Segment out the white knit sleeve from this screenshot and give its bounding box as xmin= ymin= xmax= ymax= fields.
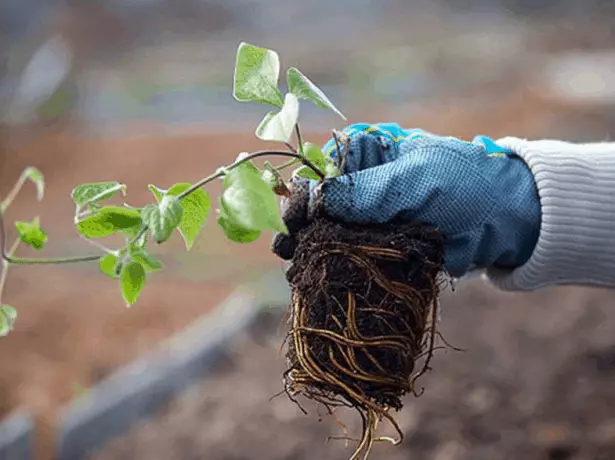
xmin=480 ymin=136 xmax=615 ymax=291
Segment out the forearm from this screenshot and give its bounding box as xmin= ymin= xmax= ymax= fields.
xmin=483 ymin=138 xmax=615 ymax=291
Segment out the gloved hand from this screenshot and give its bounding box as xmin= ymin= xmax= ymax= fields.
xmin=272 ymin=123 xmax=541 ymax=278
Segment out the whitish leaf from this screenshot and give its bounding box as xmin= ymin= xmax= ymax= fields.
xmin=287 ymin=67 xmax=346 ymax=120
xmin=255 ymin=93 xmax=299 ymax=143
xmin=233 ymin=42 xmax=284 ymax=107
xmin=21 ymin=167 xmax=45 ymax=201
xmin=72 ymin=182 xmax=126 ymax=209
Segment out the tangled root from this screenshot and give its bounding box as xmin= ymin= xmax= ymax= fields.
xmin=280 ymin=218 xmax=447 ymax=460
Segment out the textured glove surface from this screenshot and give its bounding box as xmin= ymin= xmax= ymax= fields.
xmin=273 ymin=123 xmax=541 ymax=277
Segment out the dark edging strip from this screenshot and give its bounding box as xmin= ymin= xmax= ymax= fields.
xmin=0 ymin=410 xmax=34 ymax=460
xmin=56 ymin=270 xmax=289 ymax=460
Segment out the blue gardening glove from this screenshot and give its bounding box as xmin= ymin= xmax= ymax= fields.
xmin=272 ymin=123 xmax=541 ymax=278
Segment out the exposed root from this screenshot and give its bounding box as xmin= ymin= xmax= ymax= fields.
xmin=280 ymin=218 xmax=450 ymax=459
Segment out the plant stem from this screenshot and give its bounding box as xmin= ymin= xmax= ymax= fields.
xmin=0 ymin=209 xmax=102 ymax=266
xmin=295 ymin=124 xmax=304 ymax=156
xmin=5 ymin=254 xmax=101 ymax=265
xmin=176 ymin=149 xmax=324 ymax=200
xmin=1 ymin=171 xmax=29 ymax=213
xmin=0 ymin=238 xmax=19 ymax=304
xmin=284 ymin=142 xmax=297 ymax=154
xmin=275 ymin=158 xmax=301 ymax=171
xmin=0 ymin=149 xmax=325 ymax=267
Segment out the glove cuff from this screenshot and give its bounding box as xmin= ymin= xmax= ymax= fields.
xmin=483 ymin=137 xmax=615 ymax=291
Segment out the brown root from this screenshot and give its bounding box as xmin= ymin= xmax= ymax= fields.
xmin=280 ymin=218 xmax=448 ymax=459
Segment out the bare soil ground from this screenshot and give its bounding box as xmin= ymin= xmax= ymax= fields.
xmin=1 ymin=82 xmax=614 ymax=459
xmin=91 ymin=281 xmax=615 ymax=460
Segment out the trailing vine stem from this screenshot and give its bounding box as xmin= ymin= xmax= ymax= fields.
xmin=176 ymin=149 xmax=324 ymax=200
xmin=0 ymin=149 xmax=326 ymax=267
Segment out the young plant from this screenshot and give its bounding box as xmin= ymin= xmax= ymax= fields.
xmin=0 ymin=42 xmax=345 ymax=335
xmin=0 ymin=43 xmax=450 ymax=460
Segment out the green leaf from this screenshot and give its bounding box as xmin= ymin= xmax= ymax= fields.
xmin=262 ymin=162 xmax=278 ymax=189
xmin=150 ymin=183 xmax=211 ymax=250
xmin=303 ymin=142 xmax=326 ymax=165
xmin=0 ymin=304 xmax=17 ymax=337
xmin=147 ymin=184 xmax=165 ymax=203
xmin=293 ymin=165 xmax=321 ymax=180
xmin=220 ymin=163 xmax=287 ymax=234
xmin=72 ymin=182 xmax=126 ymax=208
xmin=217 ymin=200 xmax=261 ymax=243
xmin=141 ymin=197 xmax=183 ymax=244
xmin=287 ymin=67 xmax=346 ymax=120
xmin=77 ymin=206 xmax=142 ymax=239
xmin=234 ymin=153 xmax=261 ymax=174
xmin=21 ymin=167 xmax=45 ymax=201
xmin=99 ymin=253 xmax=120 ymax=278
xmin=14 ymin=217 xmax=47 ymax=250
xmin=217 ymin=215 xmax=261 ymax=243
xmin=120 ymin=261 xmax=146 ymax=307
xmin=170 ymin=185 xmax=210 ymax=250
xmin=233 ymin=42 xmax=284 ymax=107
xmin=325 ymin=162 xmax=340 ymax=177
xmin=129 ymin=246 xmax=163 ymax=272
xmin=291 ymin=142 xmax=337 ymax=180
xmin=255 ymin=93 xmax=299 ymax=143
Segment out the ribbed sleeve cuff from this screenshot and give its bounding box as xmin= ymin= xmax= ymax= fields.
xmin=483 ymin=137 xmax=615 ymax=291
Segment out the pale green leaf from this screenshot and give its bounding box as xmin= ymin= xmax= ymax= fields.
xmin=99 ymin=253 xmax=120 ymax=278
xmin=220 ymin=164 xmax=287 ymax=234
xmin=325 ymin=162 xmax=340 ymax=177
xmin=141 ymin=197 xmax=183 ymax=244
xmin=150 ymin=183 xmax=211 ymax=250
xmin=0 ymin=305 xmax=17 ymax=337
xmin=303 ymin=142 xmax=326 ymax=166
xmin=287 ymin=67 xmax=346 ymax=120
xmin=129 ymin=246 xmax=163 ymax=272
xmin=147 ymin=184 xmax=166 ymax=203
xmin=217 ymin=200 xmax=261 ymax=243
xmin=77 ymin=206 xmax=142 ymax=239
xmin=169 ymin=185 xmax=210 ymax=250
xmin=22 ymin=167 xmax=45 ymax=201
xmin=120 ymin=261 xmax=146 ymax=307
xmin=233 ymin=42 xmax=284 ymax=107
xmin=72 ymin=182 xmax=126 ymax=208
xmin=292 ymin=165 xmax=321 ymax=180
xmin=255 ymin=93 xmax=299 ymax=143
xmin=14 ymin=217 xmax=47 ymax=250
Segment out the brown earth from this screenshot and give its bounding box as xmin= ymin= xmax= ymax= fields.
xmin=91 ymin=280 xmax=615 ymax=460
xmin=1 ymin=82 xmax=614 ymax=459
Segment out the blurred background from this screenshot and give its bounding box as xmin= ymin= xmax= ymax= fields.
xmin=2 ymin=1 xmax=615 ymax=459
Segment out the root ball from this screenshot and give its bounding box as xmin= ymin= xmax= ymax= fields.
xmin=281 ymin=218 xmax=447 ymax=459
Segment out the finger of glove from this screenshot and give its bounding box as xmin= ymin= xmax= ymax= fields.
xmin=321 ymin=123 xmax=426 ymax=173
xmin=318 ymin=136 xmax=493 ymax=231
